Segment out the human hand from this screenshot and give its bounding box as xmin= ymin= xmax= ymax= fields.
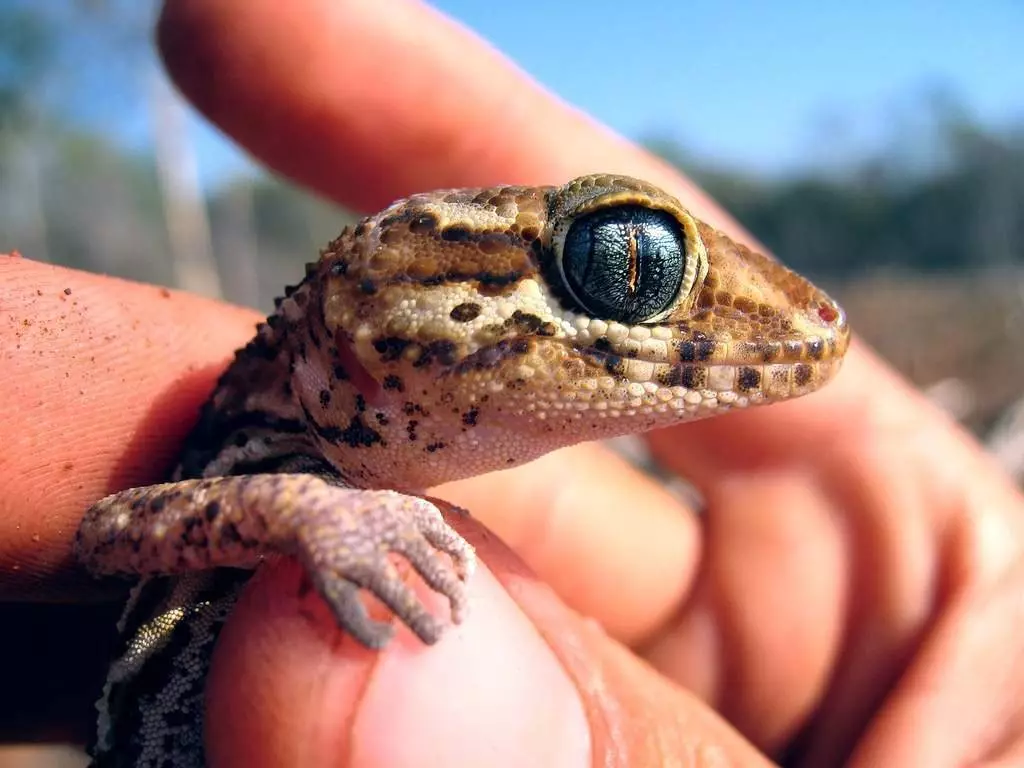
xmin=4 ymin=1 xmax=1024 ymax=765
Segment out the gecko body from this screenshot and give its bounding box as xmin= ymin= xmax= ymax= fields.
xmin=76 ymin=174 xmax=850 ymax=766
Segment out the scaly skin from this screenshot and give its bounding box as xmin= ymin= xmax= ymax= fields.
xmin=76 ymin=174 xmax=850 ymax=766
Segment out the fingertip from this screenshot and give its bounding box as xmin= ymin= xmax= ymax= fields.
xmin=206 ymin=552 xmax=591 ymax=767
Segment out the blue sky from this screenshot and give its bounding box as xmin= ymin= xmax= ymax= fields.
xmin=61 ymin=0 xmax=1024 ymax=188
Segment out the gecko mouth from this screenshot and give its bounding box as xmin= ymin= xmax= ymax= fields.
xmin=445 ymin=322 xmax=848 ymax=404
xmin=576 ymin=341 xmax=847 ymax=403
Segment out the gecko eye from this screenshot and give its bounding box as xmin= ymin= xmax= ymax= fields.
xmin=557 ymin=205 xmax=687 ymax=324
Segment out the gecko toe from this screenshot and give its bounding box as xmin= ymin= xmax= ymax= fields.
xmin=296 ymin=488 xmax=472 ymax=646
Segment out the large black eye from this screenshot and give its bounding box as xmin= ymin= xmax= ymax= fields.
xmin=560 ymin=205 xmax=686 ymax=323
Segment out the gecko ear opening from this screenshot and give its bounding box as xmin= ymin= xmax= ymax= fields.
xmin=333 ymin=330 xmax=386 ymax=407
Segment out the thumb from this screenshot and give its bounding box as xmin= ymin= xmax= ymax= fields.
xmin=206 ymin=517 xmax=772 ymax=767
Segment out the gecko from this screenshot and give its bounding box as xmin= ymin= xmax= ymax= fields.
xmin=75 ymin=174 xmax=850 ymax=766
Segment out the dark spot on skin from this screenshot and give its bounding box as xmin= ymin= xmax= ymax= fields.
xmin=806 ymin=339 xmax=825 ymax=360
xmin=233 ymin=432 xmax=249 ymax=447
xmin=329 ymin=260 xmax=347 ymax=276
xmin=319 ymin=389 xmax=331 ymax=408
xmin=333 ymin=363 xmax=349 ymax=381
xmin=205 ymin=500 xmax=221 ymax=522
xmin=593 ymin=337 xmax=612 ymax=353
xmin=402 ymin=402 xmax=427 ymax=417
xmin=301 ymin=402 xmax=344 ymax=444
xmin=375 ymin=413 xmax=389 ymax=426
xmin=681 ymin=365 xmax=706 ymax=389
xmin=308 ymin=326 xmax=321 ymax=349
xmin=658 ymin=366 xmax=684 ymax=387
xmin=409 ymin=213 xmax=438 ymax=234
xmin=738 ymin=366 xmax=762 ymax=391
xmin=425 ymin=442 xmax=446 ymax=453
xmin=340 ymin=414 xmax=383 ymax=448
xmin=441 ymin=226 xmax=472 ymax=242
xmin=359 ymin=278 xmax=377 ymax=295
xmin=406 ymin=420 xmax=419 ymax=441
xmin=221 ymin=522 xmax=242 ymax=545
xmin=298 ymin=341 xmax=308 ymax=361
xmin=604 ymin=355 xmax=624 ymax=376
xmin=795 ymin=364 xmax=813 ymax=387
xmin=451 ymin=337 xmax=531 ymax=374
xmin=149 ymin=496 xmax=166 ymax=514
xmin=63 ymin=287 xmax=72 ymax=296
xmin=478 ymin=234 xmax=510 ymax=255
xmin=374 ymin=337 xmax=411 ymax=362
xmin=509 ymin=310 xmax=556 ymax=336
xmin=355 ymin=394 xmax=366 ymax=412
xmin=754 ymin=341 xmax=780 ymax=362
xmin=267 ymin=315 xmax=284 ymax=330
xmin=282 ymin=380 xmax=294 ymax=398
xmin=414 ymin=339 xmax=458 ymax=368
xmin=450 ymin=302 xmax=482 ymax=322
xmin=697 ymin=340 xmax=716 ymax=361
xmin=382 ymin=375 xmax=404 ymax=392
xmin=679 ymin=341 xmax=696 ymax=362
xmin=462 ymin=408 xmax=479 ymax=426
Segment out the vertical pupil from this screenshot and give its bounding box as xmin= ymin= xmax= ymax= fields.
xmin=562 ymin=206 xmax=685 ymax=323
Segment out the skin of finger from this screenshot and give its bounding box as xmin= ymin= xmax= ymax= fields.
xmin=205 ymin=558 xmax=593 ymax=768
xmin=158 ymin=0 xmax=1024 ymax=761
xmin=493 ymin=547 xmax=775 ymax=768
xmin=0 ymin=255 xmax=261 ymax=596
xmin=155 ymin=0 xmax=742 ymax=234
xmin=641 ymin=471 xmax=848 ymax=753
xmin=648 ymin=343 xmax=1024 ymax=763
xmin=207 ymin=517 xmax=773 ymax=768
xmin=432 ymin=442 xmax=701 ymax=647
xmin=848 ymin=557 xmax=1024 ymax=768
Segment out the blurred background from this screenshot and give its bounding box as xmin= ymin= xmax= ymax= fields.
xmin=1 ymin=1 xmax=1022 ymax=763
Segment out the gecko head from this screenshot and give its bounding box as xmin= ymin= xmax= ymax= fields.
xmin=316 ymin=174 xmax=849 ymax=481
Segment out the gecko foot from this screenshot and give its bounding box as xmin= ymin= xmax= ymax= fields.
xmin=297 ymin=489 xmax=476 ymax=648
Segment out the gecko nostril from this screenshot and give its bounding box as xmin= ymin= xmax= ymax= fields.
xmin=817 ymin=302 xmax=842 ymax=325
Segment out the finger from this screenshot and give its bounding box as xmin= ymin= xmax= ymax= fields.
xmin=0 ymin=254 xmax=259 ymax=596
xmin=156 ymin=0 xmax=741 ymax=231
xmin=847 ymin=558 xmax=1024 ymax=768
xmin=433 ymin=443 xmax=701 ymax=646
xmin=645 ymin=343 xmax=1024 ymax=754
xmin=206 ymin=517 xmax=774 ymax=767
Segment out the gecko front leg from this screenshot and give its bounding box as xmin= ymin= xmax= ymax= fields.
xmin=76 ymin=475 xmax=476 ymax=647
